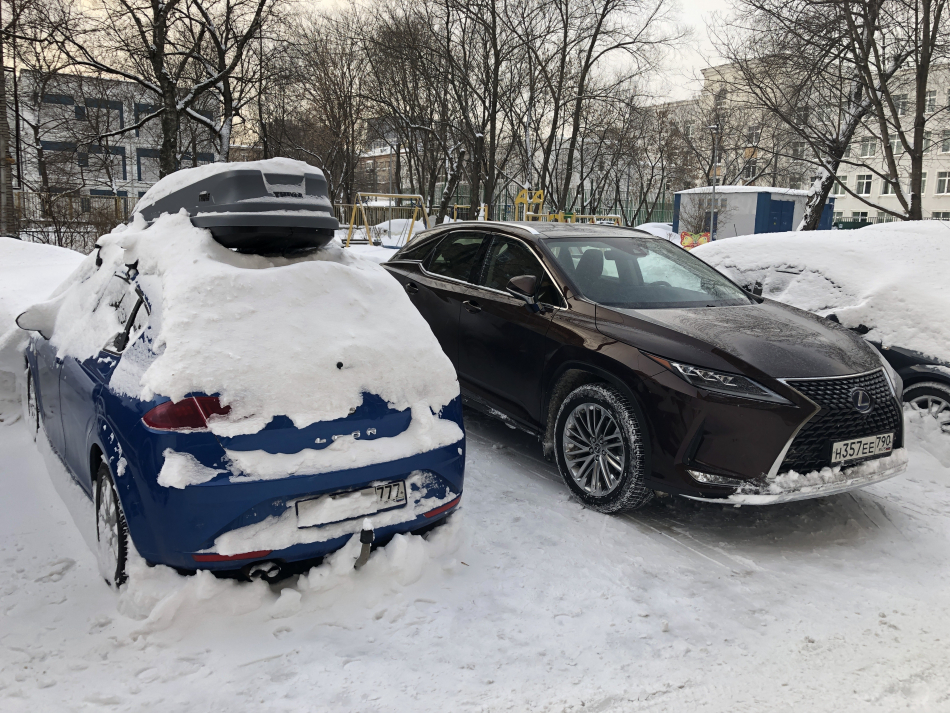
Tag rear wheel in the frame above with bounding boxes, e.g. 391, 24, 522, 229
25, 369, 39, 440
904, 381, 950, 435
96, 461, 129, 587
554, 384, 653, 513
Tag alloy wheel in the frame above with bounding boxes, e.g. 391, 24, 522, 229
97, 475, 122, 585
562, 403, 626, 496
909, 394, 950, 434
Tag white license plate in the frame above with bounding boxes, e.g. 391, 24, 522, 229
296, 481, 407, 528
830, 433, 893, 465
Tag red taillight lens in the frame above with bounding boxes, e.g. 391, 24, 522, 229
142, 396, 231, 431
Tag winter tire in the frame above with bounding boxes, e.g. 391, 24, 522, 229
25, 368, 39, 440
96, 460, 130, 587
554, 383, 653, 513
904, 381, 950, 435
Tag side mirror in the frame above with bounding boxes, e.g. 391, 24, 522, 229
16, 304, 57, 340
506, 274, 540, 311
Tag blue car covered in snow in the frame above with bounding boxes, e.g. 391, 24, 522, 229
16, 159, 465, 586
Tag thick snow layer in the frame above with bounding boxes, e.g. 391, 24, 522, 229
25, 212, 459, 438
3, 409, 950, 711
678, 185, 809, 195
693, 221, 950, 360
0, 239, 84, 422
225, 405, 462, 481
133, 157, 325, 213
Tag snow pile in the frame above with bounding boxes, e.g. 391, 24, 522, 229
118, 512, 465, 633
904, 404, 950, 467
692, 221, 950, 360
25, 211, 460, 443
133, 157, 326, 214
0, 239, 84, 422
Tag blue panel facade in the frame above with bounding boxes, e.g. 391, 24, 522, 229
753, 192, 771, 234
672, 193, 681, 234
818, 198, 836, 230
768, 199, 794, 232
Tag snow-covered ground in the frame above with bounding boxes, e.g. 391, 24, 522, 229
2, 406, 950, 711
3, 229, 950, 711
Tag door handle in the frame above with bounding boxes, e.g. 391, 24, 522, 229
463, 300, 481, 313
405, 282, 419, 295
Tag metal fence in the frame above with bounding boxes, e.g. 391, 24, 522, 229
14, 191, 138, 253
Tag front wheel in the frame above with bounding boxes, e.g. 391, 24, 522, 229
96, 461, 129, 587
554, 384, 653, 513
904, 381, 950, 435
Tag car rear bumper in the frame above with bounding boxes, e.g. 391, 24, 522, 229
126, 439, 465, 572
681, 448, 908, 505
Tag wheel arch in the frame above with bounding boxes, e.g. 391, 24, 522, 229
540, 357, 650, 458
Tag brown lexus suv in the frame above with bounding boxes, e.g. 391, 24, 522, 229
383, 222, 906, 511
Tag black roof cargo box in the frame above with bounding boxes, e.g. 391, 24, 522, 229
133, 160, 340, 254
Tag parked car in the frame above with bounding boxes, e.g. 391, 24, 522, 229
16, 159, 464, 586
692, 224, 950, 438
384, 221, 906, 509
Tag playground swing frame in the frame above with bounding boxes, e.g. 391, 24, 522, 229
344, 193, 431, 248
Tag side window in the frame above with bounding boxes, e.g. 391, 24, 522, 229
481, 236, 565, 307
393, 235, 438, 262
426, 232, 486, 283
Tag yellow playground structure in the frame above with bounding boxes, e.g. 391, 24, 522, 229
514, 189, 621, 225
345, 193, 431, 248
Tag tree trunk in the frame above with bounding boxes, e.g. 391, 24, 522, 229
0, 7, 15, 235
471, 133, 483, 219
436, 148, 466, 224
798, 162, 839, 230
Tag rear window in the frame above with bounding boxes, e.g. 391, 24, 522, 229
542, 237, 751, 309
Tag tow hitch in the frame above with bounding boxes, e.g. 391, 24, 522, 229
354, 518, 374, 570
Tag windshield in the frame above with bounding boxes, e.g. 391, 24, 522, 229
541, 236, 752, 309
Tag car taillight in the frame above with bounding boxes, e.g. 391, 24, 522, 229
142, 396, 231, 431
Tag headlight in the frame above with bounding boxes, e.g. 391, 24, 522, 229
873, 347, 903, 398
647, 354, 792, 404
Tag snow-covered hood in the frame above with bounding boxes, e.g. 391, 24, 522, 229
599, 300, 881, 379
28, 211, 460, 436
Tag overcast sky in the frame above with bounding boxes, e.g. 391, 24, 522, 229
657, 0, 734, 101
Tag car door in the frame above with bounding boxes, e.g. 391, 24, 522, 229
33, 335, 65, 455
457, 233, 565, 427
60, 273, 144, 489
385, 230, 489, 369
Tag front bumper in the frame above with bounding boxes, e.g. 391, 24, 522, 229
682, 448, 908, 505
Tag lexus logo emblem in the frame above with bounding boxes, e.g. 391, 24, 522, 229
851, 388, 872, 413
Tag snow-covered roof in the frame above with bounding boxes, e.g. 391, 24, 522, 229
677, 186, 809, 196
693, 221, 950, 360
17, 212, 461, 438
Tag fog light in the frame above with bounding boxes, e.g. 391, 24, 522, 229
688, 470, 745, 487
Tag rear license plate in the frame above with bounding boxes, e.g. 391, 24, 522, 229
296, 481, 407, 528
830, 433, 893, 465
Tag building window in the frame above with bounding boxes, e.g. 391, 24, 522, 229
743, 160, 758, 180
852, 211, 869, 220
936, 171, 950, 194
932, 211, 950, 220
794, 107, 810, 126
833, 211, 843, 223
881, 176, 896, 195
789, 178, 803, 190
924, 131, 932, 152
791, 141, 806, 159
831, 175, 847, 195
683, 123, 693, 139
942, 130, 950, 153
747, 125, 761, 145
926, 89, 937, 113
859, 137, 877, 158
922, 172, 928, 194
894, 93, 907, 116
889, 137, 901, 155
715, 89, 727, 107
855, 174, 872, 195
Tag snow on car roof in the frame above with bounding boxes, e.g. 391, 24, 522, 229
692, 221, 950, 360
26, 210, 460, 437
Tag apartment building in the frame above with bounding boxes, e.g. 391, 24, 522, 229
13, 70, 216, 199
